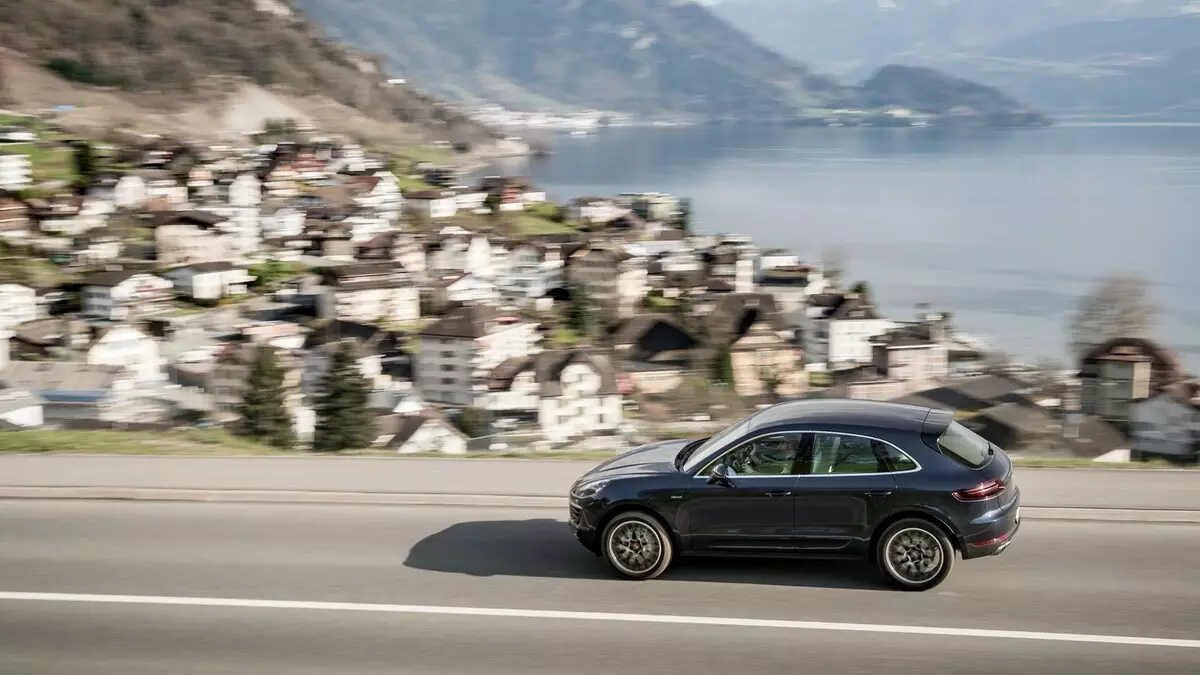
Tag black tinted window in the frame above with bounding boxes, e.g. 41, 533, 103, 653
874, 440, 918, 472
710, 433, 803, 476
809, 434, 885, 475
936, 422, 992, 469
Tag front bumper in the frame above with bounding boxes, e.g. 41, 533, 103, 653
961, 489, 1022, 560
568, 498, 601, 554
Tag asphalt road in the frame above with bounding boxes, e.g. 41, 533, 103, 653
2, 500, 1198, 674
3, 455, 1200, 509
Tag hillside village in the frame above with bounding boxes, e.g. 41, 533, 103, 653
0, 113, 1196, 463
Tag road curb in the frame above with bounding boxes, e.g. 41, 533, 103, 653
2, 487, 1200, 523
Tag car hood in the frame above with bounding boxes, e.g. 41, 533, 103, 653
580, 438, 693, 481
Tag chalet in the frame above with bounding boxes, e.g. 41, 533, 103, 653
486, 350, 624, 443
317, 261, 419, 325
405, 189, 458, 219
164, 261, 255, 301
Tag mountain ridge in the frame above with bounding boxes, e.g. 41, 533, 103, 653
0, 0, 499, 147
294, 0, 1045, 124
711, 0, 1200, 120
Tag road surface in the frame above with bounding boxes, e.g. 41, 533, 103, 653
1, 500, 1198, 674
3, 454, 1200, 509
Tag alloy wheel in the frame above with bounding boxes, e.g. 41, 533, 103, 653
607, 520, 663, 575
884, 527, 944, 584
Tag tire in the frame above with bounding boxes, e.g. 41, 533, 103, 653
875, 518, 955, 591
601, 511, 674, 580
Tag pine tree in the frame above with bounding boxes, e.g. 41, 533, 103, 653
312, 340, 375, 452
675, 197, 693, 233
712, 344, 734, 385
236, 346, 295, 449
72, 142, 96, 188
565, 280, 593, 337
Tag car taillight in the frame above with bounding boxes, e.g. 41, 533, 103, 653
952, 478, 1006, 502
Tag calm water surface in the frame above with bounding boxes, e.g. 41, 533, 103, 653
508, 125, 1200, 369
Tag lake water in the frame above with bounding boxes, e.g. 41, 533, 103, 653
504, 124, 1200, 370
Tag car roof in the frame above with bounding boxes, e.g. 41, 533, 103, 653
750, 398, 939, 435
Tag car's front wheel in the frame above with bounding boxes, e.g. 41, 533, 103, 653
601, 511, 674, 580
876, 518, 955, 591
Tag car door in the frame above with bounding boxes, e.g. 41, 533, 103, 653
681, 432, 804, 554
792, 432, 902, 556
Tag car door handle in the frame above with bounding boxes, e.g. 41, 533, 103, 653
866, 490, 893, 498
765, 491, 792, 498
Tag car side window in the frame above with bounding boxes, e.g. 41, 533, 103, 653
705, 433, 803, 476
874, 440, 918, 472
808, 433, 887, 475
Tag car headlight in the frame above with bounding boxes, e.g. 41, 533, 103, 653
571, 479, 610, 498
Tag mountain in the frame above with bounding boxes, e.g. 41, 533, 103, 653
0, 0, 498, 147
293, 0, 850, 120
710, 0, 1200, 119
854, 66, 1047, 125
968, 16, 1200, 118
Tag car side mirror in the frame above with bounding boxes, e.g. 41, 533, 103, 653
708, 463, 734, 487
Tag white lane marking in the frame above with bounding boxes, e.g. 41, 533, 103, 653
1, 591, 1197, 650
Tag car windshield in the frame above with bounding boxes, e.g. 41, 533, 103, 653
681, 411, 758, 473
936, 421, 993, 469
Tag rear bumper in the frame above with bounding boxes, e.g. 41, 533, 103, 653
961, 489, 1021, 560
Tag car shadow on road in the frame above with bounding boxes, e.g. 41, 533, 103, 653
404, 518, 886, 591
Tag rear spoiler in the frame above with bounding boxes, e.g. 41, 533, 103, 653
921, 408, 954, 438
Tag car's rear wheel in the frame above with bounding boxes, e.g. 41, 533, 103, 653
601, 511, 674, 580
876, 518, 955, 591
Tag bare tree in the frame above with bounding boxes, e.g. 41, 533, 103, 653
820, 246, 846, 288
0, 62, 12, 107
1068, 274, 1157, 360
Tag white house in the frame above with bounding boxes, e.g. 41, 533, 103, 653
759, 265, 823, 316
0, 388, 44, 428
486, 351, 624, 443
1131, 381, 1200, 463
143, 173, 189, 208
405, 190, 458, 219
0, 361, 164, 424
567, 246, 648, 314
84, 323, 165, 383
318, 262, 420, 325
81, 270, 175, 321
496, 243, 566, 300
567, 197, 628, 224
806, 292, 895, 371
0, 283, 38, 331
0, 152, 32, 191
374, 411, 469, 454
224, 173, 262, 208
417, 305, 542, 407
259, 205, 306, 238
164, 262, 256, 301
111, 174, 148, 209
0, 127, 37, 143
344, 213, 392, 243
349, 171, 403, 218
427, 230, 493, 278
433, 272, 500, 308
455, 187, 489, 213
